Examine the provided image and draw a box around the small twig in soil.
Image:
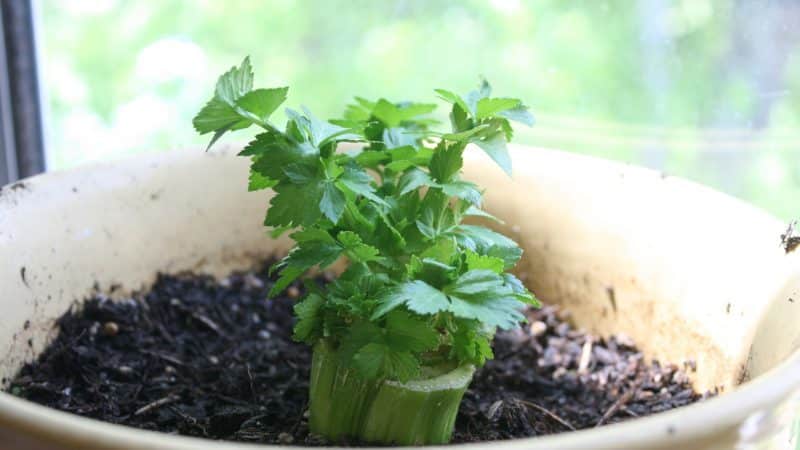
[190,311,226,337]
[142,350,185,366]
[578,336,593,374]
[245,362,256,402]
[518,399,576,431]
[621,406,640,417]
[596,382,641,426]
[134,394,179,416]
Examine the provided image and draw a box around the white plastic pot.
[0,145,798,450]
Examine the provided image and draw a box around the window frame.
[0,0,45,186]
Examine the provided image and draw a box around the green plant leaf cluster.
[194,58,539,383]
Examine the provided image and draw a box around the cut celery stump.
[308,341,475,445]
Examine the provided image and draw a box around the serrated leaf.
[249,134,317,181]
[475,97,521,120]
[466,252,505,273]
[265,183,322,228]
[286,107,358,147]
[456,225,523,269]
[385,310,439,353]
[291,228,337,244]
[373,99,437,128]
[463,205,503,223]
[215,56,254,104]
[450,101,473,133]
[498,104,535,126]
[338,164,387,206]
[441,124,490,142]
[450,320,494,366]
[192,98,242,133]
[503,273,540,306]
[320,182,345,223]
[235,87,288,124]
[429,141,463,183]
[283,161,319,184]
[441,180,482,205]
[338,231,381,263]
[293,293,324,343]
[270,266,305,298]
[248,170,276,191]
[475,131,512,176]
[383,127,419,149]
[354,150,389,168]
[352,343,419,382]
[435,88,471,116]
[445,269,506,297]
[448,295,525,330]
[397,168,433,196]
[372,280,450,318]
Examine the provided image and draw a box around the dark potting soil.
[7,263,711,445]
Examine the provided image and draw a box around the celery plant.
[193,57,539,445]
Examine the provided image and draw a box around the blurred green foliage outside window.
[40,0,800,219]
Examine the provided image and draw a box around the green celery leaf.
[214,56,254,104]
[270,266,305,298]
[445,269,506,298]
[441,124,490,142]
[338,231,382,263]
[286,107,359,147]
[383,127,418,149]
[429,141,463,183]
[384,310,439,353]
[441,180,482,205]
[465,251,505,273]
[193,98,243,133]
[269,240,343,296]
[503,273,540,306]
[434,89,471,116]
[291,228,337,244]
[498,104,535,126]
[354,150,389,168]
[450,101,473,132]
[248,170,276,191]
[352,343,419,382]
[235,87,288,124]
[293,293,324,343]
[475,97,521,120]
[464,81,491,116]
[463,205,503,223]
[475,131,512,176]
[265,183,322,228]
[372,99,437,127]
[456,225,523,269]
[450,320,494,366]
[320,182,346,223]
[372,280,450,318]
[250,134,317,182]
[338,164,387,206]
[284,160,320,184]
[397,168,433,196]
[447,294,525,330]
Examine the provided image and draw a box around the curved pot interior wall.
[1,144,798,414]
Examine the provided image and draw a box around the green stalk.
[309,340,475,445]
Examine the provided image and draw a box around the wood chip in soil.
[6,263,713,445]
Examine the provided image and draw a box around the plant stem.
[308,340,474,445]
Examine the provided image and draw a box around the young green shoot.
[193,56,539,445]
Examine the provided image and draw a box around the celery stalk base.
[308,341,475,445]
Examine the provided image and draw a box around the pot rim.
[1,145,799,449]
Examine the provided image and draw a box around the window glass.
[39,0,800,219]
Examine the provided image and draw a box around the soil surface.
[7,263,711,445]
